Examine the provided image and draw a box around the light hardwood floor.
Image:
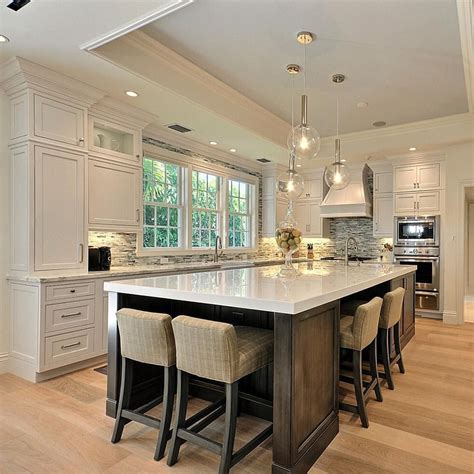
[0,318,473,473]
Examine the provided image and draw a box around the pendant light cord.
[289,75,295,171]
[336,90,339,138]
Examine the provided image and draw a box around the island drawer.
[45,281,96,302]
[45,299,96,333]
[43,328,95,369]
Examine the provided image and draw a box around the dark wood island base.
[105,270,415,473]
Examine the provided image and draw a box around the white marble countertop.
[104,261,416,314]
[7,257,312,283]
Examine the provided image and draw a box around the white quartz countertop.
[7,258,312,283]
[104,262,416,314]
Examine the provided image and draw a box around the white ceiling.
[142,0,468,137]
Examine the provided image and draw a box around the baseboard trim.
[464,295,474,302]
[443,310,460,325]
[0,353,9,374]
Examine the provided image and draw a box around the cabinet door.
[309,202,323,236]
[373,196,394,236]
[394,166,417,192]
[394,193,416,214]
[417,191,440,213]
[301,179,322,200]
[295,202,310,233]
[262,197,276,236]
[89,159,141,229]
[417,163,440,189]
[34,146,85,271]
[34,95,85,148]
[374,172,393,194]
[102,295,108,352]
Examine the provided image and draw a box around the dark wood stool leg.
[380,328,395,390]
[394,321,405,374]
[353,350,369,428]
[154,365,176,461]
[167,370,189,466]
[369,338,383,402]
[111,357,133,443]
[219,382,238,474]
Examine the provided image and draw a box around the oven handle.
[416,290,439,296]
[395,257,439,261]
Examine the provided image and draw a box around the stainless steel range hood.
[320,163,373,218]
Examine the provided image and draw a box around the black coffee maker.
[88,246,112,271]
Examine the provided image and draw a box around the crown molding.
[90,96,158,130]
[80,0,194,51]
[144,124,264,174]
[0,57,105,106]
[457,0,473,112]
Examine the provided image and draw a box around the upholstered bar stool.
[339,297,384,428]
[111,308,176,461]
[379,287,406,389]
[168,316,273,474]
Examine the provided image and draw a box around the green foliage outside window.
[228,180,251,247]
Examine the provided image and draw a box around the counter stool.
[168,316,273,474]
[112,308,176,461]
[379,287,406,390]
[339,297,384,428]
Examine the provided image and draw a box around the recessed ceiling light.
[0,35,10,43]
[341,159,347,163]
[209,141,218,145]
[373,121,387,127]
[125,90,139,97]
[357,101,368,108]
[409,147,417,151]
[296,163,302,168]
[229,148,237,153]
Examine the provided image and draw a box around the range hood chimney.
[320,163,373,218]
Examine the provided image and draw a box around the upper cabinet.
[88,116,141,166]
[394,162,442,192]
[300,179,322,200]
[34,94,87,149]
[373,171,393,194]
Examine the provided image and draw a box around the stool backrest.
[172,315,238,383]
[380,287,406,329]
[352,297,383,350]
[116,308,176,367]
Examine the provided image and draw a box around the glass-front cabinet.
[88,116,141,165]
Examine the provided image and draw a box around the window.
[142,157,182,248]
[192,170,221,248]
[228,179,251,248]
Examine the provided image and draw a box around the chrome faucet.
[213,235,223,263]
[344,237,358,266]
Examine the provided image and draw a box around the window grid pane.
[228,179,251,248]
[143,157,182,248]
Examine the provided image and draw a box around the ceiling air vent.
[167,123,192,133]
[256,158,271,163]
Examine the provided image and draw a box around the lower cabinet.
[89,158,141,230]
[390,273,415,349]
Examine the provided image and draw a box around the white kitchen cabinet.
[89,158,141,230]
[373,171,393,194]
[34,94,86,148]
[300,179,322,200]
[373,196,394,236]
[34,145,86,271]
[295,200,329,237]
[394,191,441,215]
[394,163,441,192]
[89,116,141,166]
[262,196,287,236]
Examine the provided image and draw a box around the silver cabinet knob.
[78,138,85,145]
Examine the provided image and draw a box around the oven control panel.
[394,246,439,257]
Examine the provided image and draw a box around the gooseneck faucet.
[344,237,358,266]
[213,235,223,263]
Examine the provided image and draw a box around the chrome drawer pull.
[61,341,81,350]
[70,289,76,293]
[61,312,82,318]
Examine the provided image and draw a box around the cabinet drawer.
[45,299,95,333]
[44,328,94,369]
[45,281,96,302]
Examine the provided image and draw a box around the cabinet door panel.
[417,191,440,213]
[309,202,322,236]
[394,193,416,214]
[34,95,85,147]
[34,146,85,271]
[394,166,417,192]
[374,172,393,194]
[374,196,393,236]
[262,197,275,236]
[417,163,440,189]
[295,202,310,233]
[89,160,141,228]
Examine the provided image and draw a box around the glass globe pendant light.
[287,31,321,160]
[324,74,351,190]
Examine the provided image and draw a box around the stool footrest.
[231,424,273,467]
[177,428,222,455]
[184,398,225,429]
[121,409,161,429]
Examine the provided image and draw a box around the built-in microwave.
[395,216,439,247]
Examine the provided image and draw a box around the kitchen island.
[104,261,416,473]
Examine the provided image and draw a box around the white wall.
[442,142,474,324]
[467,202,474,295]
[0,89,10,372]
